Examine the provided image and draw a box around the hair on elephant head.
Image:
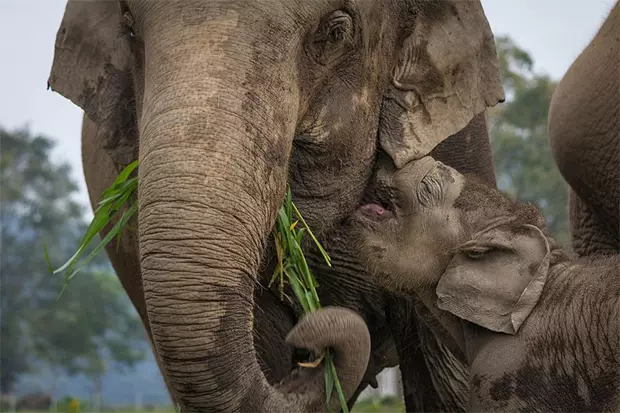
[48,1,504,410]
[350,155,620,412]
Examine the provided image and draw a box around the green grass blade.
[295,227,306,244]
[304,290,318,312]
[54,192,131,276]
[65,203,138,282]
[325,353,335,408]
[291,202,331,267]
[56,282,69,302]
[285,268,311,314]
[42,240,54,274]
[52,205,114,276]
[288,240,321,305]
[269,262,282,288]
[98,175,137,207]
[101,160,138,195]
[115,159,139,183]
[328,353,349,413]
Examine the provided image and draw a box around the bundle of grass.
[48,160,349,412]
[271,188,349,412]
[45,160,139,296]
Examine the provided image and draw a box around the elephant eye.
[306,10,358,66]
[326,13,354,44]
[417,175,440,208]
[465,249,486,260]
[460,245,493,260]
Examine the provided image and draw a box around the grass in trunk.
[47,160,349,412]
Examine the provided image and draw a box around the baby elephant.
[349,156,620,412]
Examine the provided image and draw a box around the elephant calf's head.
[349,155,554,335]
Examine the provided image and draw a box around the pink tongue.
[360,203,387,216]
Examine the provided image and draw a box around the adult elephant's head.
[49,0,504,410]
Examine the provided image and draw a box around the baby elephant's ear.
[379,0,505,168]
[435,224,551,335]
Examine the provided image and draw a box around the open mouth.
[355,186,396,222]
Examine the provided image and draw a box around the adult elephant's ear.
[435,223,551,335]
[48,0,138,166]
[379,0,505,168]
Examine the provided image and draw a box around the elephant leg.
[569,188,619,257]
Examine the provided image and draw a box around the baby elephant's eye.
[463,246,491,260]
[466,250,485,260]
[417,175,440,207]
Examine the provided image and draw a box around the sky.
[1,0,617,214]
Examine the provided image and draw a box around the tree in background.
[490,36,570,246]
[0,126,145,395]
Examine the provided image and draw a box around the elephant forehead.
[180,3,239,27]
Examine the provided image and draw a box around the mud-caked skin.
[350,155,620,412]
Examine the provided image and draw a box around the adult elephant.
[548,1,619,257]
[48,1,504,411]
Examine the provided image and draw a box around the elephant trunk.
[136,11,365,412]
[282,307,372,411]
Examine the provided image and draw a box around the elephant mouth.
[351,187,397,224]
[357,203,393,220]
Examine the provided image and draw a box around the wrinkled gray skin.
[350,156,620,412]
[48,1,505,411]
[276,307,372,412]
[548,2,619,257]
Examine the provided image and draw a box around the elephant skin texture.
[349,155,620,412]
[49,1,505,411]
[548,2,619,257]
